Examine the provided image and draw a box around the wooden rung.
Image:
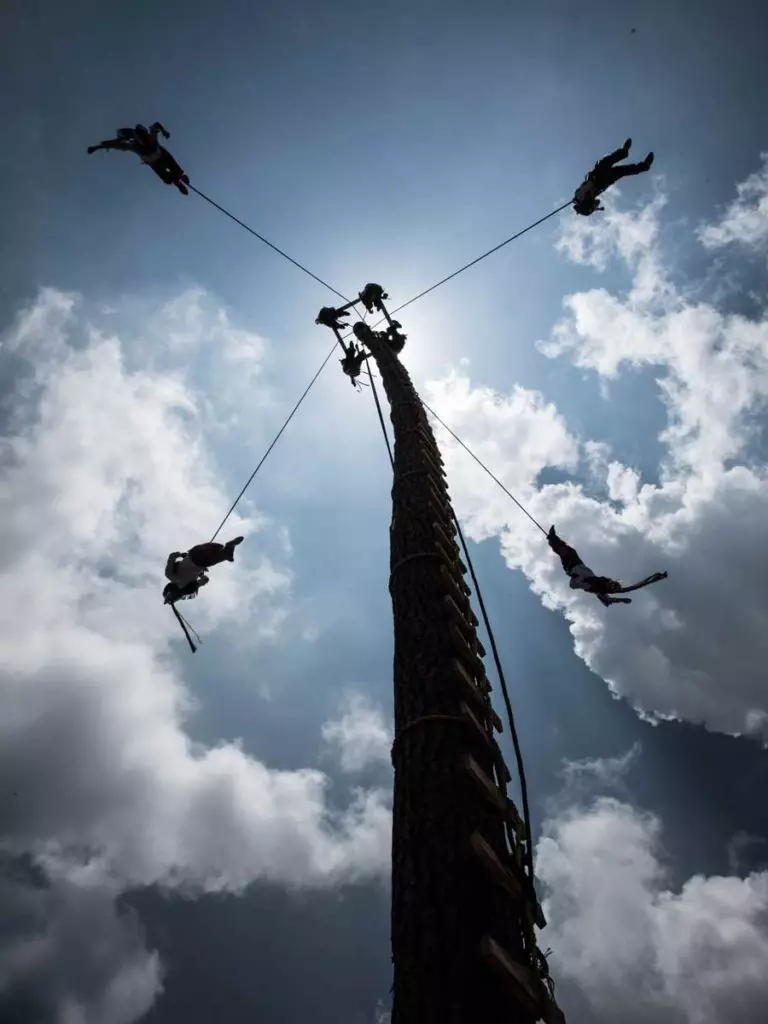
[474,637,486,659]
[428,480,450,511]
[435,534,458,568]
[470,832,523,901]
[419,430,444,459]
[448,658,486,709]
[534,901,547,930]
[505,796,524,834]
[418,435,442,462]
[422,447,446,474]
[449,624,484,677]
[459,701,494,745]
[491,709,503,733]
[443,594,473,632]
[433,520,456,555]
[464,755,508,814]
[480,936,541,1015]
[488,745,510,782]
[440,567,475,622]
[440,516,457,537]
[427,491,452,528]
[444,603,481,657]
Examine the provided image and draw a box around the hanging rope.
[171,604,198,653]
[210,342,337,541]
[389,201,572,317]
[189,185,354,304]
[422,401,547,536]
[176,607,202,646]
[366,357,394,470]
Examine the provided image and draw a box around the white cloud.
[0,290,391,1021]
[699,154,768,253]
[322,693,393,774]
[537,798,768,1024]
[555,744,641,806]
[427,159,768,739]
[372,1002,391,1024]
[0,873,161,1024]
[423,368,579,542]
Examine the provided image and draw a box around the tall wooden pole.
[318,295,564,1024]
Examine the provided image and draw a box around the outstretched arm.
[87,139,133,154]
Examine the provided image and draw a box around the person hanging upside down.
[163,537,244,605]
[547,526,667,607]
[573,138,654,216]
[386,320,406,353]
[339,341,368,386]
[87,122,190,195]
[316,306,351,331]
[358,283,389,315]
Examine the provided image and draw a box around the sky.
[1,0,768,1022]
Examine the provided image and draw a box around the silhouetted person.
[87,122,189,195]
[573,139,654,215]
[339,341,368,385]
[163,537,243,604]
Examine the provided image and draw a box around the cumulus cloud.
[0,290,390,1021]
[322,693,393,774]
[424,369,579,542]
[425,157,768,739]
[699,154,768,253]
[555,744,641,807]
[0,868,161,1024]
[537,798,768,1024]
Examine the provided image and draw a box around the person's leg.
[604,154,653,186]
[161,148,185,181]
[221,536,244,561]
[548,533,582,574]
[144,159,173,183]
[593,139,632,176]
[187,542,227,568]
[589,575,622,594]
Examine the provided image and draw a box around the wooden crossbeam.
[448,658,487,710]
[464,755,509,814]
[470,831,523,901]
[480,936,542,1016]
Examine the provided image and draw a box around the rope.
[189,185,353,304]
[389,201,572,317]
[366,357,394,470]
[210,343,337,541]
[453,515,536,895]
[422,402,547,536]
[176,608,202,645]
[332,200,571,352]
[171,604,197,653]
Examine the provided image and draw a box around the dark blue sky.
[2,0,768,1021]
